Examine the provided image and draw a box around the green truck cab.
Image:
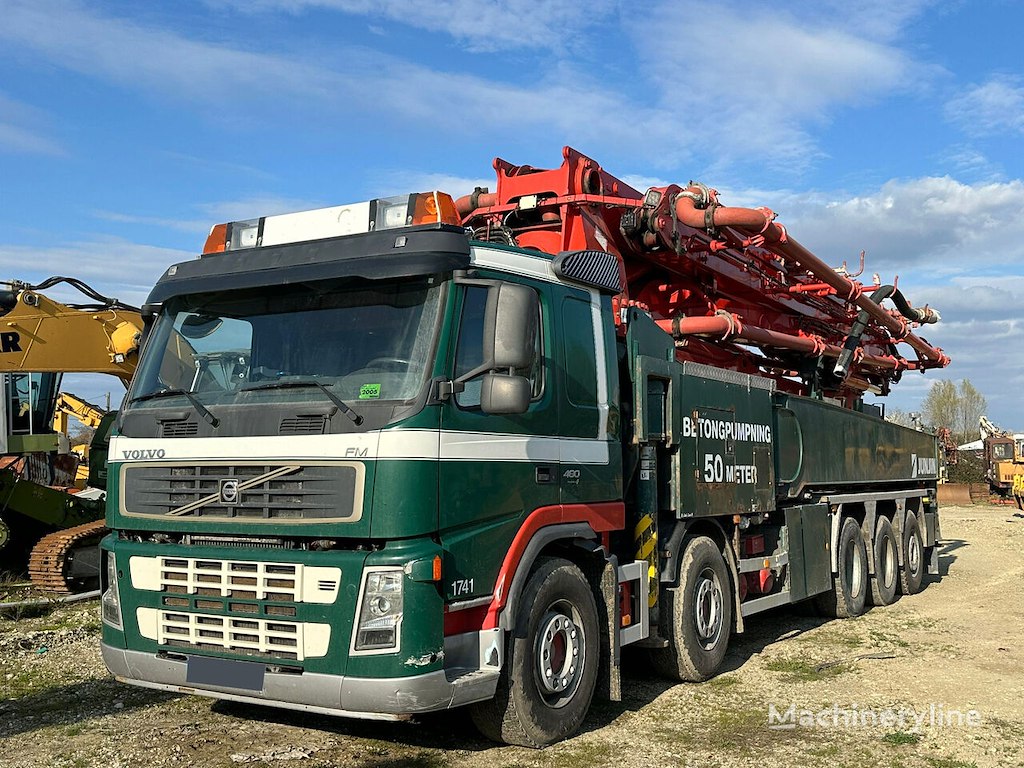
[101,192,941,746]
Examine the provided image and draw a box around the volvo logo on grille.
[219,479,240,505]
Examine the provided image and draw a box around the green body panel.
[775,394,940,497]
[676,372,776,517]
[784,503,832,601]
[368,452,439,539]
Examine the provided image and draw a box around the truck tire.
[898,513,924,595]
[650,536,732,682]
[815,516,868,618]
[869,516,899,606]
[469,557,599,747]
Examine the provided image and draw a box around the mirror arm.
[453,359,495,385]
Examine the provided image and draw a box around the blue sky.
[2,0,1023,430]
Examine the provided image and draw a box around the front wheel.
[650,536,732,682]
[470,557,599,747]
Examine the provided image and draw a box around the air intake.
[280,415,327,435]
[161,420,198,437]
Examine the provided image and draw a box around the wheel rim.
[694,567,724,649]
[881,534,896,589]
[534,600,585,707]
[844,536,865,597]
[907,529,921,575]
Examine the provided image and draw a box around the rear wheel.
[469,557,599,747]
[815,516,868,618]
[899,514,925,595]
[650,536,732,682]
[870,516,899,606]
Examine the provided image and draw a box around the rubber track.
[28,519,108,594]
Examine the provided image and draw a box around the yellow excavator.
[52,392,108,486]
[980,416,1024,509]
[0,277,141,592]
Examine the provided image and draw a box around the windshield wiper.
[240,380,364,426]
[129,388,220,428]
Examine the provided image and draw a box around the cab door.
[437,277,559,605]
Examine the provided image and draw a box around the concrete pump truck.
[101,148,947,746]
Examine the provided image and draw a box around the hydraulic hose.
[833,286,941,378]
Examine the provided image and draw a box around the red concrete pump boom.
[455,146,949,406]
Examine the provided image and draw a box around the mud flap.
[597,557,621,701]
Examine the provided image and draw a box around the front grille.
[136,607,330,661]
[129,555,341,604]
[122,462,361,521]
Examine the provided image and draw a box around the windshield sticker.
[359,383,382,400]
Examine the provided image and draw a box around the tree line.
[886,379,987,446]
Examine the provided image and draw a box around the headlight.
[353,568,403,652]
[101,552,122,629]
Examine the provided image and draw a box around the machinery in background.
[980,416,1024,507]
[53,391,108,487]
[0,277,141,592]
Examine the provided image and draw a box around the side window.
[454,285,543,408]
[562,296,597,408]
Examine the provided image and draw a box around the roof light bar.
[201,191,461,255]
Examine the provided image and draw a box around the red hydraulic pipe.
[657,316,902,372]
[455,189,499,217]
[673,190,949,368]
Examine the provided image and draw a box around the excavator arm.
[52,392,107,434]
[0,277,142,384]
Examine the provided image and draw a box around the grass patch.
[807,743,841,758]
[1,663,58,698]
[925,758,978,768]
[882,730,921,746]
[763,657,852,682]
[868,629,911,649]
[707,674,740,689]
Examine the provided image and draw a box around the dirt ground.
[2,503,1022,768]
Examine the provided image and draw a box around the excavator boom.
[0,278,142,383]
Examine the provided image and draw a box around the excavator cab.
[2,372,63,455]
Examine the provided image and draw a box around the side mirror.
[484,283,538,369]
[480,373,531,415]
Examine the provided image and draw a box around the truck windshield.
[128,278,443,409]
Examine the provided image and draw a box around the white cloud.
[205,0,618,53]
[626,1,929,173]
[0,92,63,155]
[0,238,192,307]
[374,171,493,199]
[0,1,935,175]
[946,74,1024,136]
[751,176,1024,277]
[0,1,670,155]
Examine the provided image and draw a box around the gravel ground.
[2,503,1022,768]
